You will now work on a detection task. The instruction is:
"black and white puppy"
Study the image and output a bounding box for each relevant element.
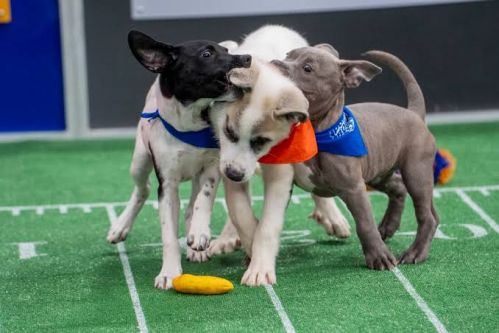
[106,31,251,289]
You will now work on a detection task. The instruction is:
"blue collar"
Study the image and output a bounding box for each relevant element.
[314,106,368,157]
[141,110,219,149]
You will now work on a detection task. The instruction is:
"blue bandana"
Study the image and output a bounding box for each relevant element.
[141,110,219,149]
[314,106,368,157]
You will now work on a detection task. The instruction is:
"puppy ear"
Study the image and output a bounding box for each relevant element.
[228,67,258,88]
[274,90,309,124]
[218,40,239,52]
[314,43,339,58]
[339,60,382,88]
[128,30,175,73]
[270,59,290,76]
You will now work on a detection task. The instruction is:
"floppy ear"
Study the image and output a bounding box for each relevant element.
[339,60,382,88]
[270,59,290,76]
[128,30,175,73]
[274,90,309,123]
[314,43,339,58]
[228,67,259,89]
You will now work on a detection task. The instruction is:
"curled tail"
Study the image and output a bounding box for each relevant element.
[363,50,426,120]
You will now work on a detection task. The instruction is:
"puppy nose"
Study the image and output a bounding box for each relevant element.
[224,167,245,182]
[240,55,252,68]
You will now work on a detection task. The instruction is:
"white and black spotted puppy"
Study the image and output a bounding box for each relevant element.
[106,30,251,289]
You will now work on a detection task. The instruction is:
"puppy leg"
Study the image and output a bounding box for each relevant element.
[222,178,258,257]
[242,164,293,286]
[155,180,182,289]
[370,173,407,240]
[340,184,397,270]
[399,154,438,264]
[184,177,209,262]
[309,195,351,238]
[208,217,241,256]
[107,131,152,243]
[186,165,219,253]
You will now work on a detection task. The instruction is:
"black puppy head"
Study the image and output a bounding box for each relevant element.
[128,30,251,104]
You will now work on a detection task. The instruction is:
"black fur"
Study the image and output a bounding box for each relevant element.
[128,30,251,104]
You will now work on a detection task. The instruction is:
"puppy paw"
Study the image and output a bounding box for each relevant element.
[241,261,276,287]
[309,209,351,238]
[186,248,210,263]
[399,244,429,265]
[186,233,211,251]
[106,223,130,244]
[378,218,401,241]
[364,244,397,270]
[154,272,180,290]
[208,235,241,257]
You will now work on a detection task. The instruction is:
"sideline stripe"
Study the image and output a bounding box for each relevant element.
[106,205,149,333]
[456,190,499,233]
[392,268,449,333]
[264,285,296,333]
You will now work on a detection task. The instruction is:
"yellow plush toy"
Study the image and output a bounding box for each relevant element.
[172,274,234,295]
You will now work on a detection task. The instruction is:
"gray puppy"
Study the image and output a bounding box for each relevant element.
[270,47,438,270]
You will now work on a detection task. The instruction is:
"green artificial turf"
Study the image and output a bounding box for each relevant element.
[0,121,498,332]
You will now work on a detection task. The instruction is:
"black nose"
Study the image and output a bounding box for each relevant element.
[225,167,245,182]
[239,55,252,68]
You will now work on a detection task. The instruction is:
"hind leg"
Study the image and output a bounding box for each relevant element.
[107,130,152,243]
[399,153,438,264]
[370,173,407,241]
[309,195,351,238]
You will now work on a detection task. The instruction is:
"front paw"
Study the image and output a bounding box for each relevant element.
[364,243,397,270]
[241,261,276,287]
[186,233,210,251]
[208,235,241,257]
[186,248,210,263]
[106,223,129,244]
[154,272,180,290]
[309,208,351,238]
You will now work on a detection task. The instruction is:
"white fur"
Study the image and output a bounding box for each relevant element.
[214,25,351,286]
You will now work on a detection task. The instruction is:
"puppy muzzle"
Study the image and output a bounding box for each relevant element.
[232,54,252,69]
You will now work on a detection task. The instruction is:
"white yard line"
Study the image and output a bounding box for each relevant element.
[392,268,449,333]
[456,190,499,233]
[264,284,296,333]
[2,183,499,214]
[106,205,149,333]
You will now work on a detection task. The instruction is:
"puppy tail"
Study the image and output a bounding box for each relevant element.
[363,50,426,121]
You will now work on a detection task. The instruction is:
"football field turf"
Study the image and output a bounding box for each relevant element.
[0,122,498,332]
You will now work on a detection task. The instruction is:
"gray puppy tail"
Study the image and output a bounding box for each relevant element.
[362,50,426,121]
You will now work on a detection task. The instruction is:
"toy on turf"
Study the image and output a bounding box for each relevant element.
[172,274,234,295]
[434,148,456,185]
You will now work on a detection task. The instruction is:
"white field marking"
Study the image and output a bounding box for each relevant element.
[2,184,499,216]
[392,268,449,333]
[106,205,148,333]
[456,189,499,233]
[264,284,296,333]
[59,206,68,214]
[480,189,490,196]
[12,241,48,260]
[290,196,301,204]
[433,190,441,198]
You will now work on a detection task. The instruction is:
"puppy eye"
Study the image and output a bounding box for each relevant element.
[202,50,212,58]
[303,64,313,73]
[224,119,239,143]
[250,136,271,153]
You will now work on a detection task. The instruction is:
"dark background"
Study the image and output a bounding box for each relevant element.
[84,1,499,128]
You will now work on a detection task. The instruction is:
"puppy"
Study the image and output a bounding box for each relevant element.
[209,26,350,262]
[106,30,251,289]
[220,46,438,285]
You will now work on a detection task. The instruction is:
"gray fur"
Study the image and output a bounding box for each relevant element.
[280,47,438,269]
